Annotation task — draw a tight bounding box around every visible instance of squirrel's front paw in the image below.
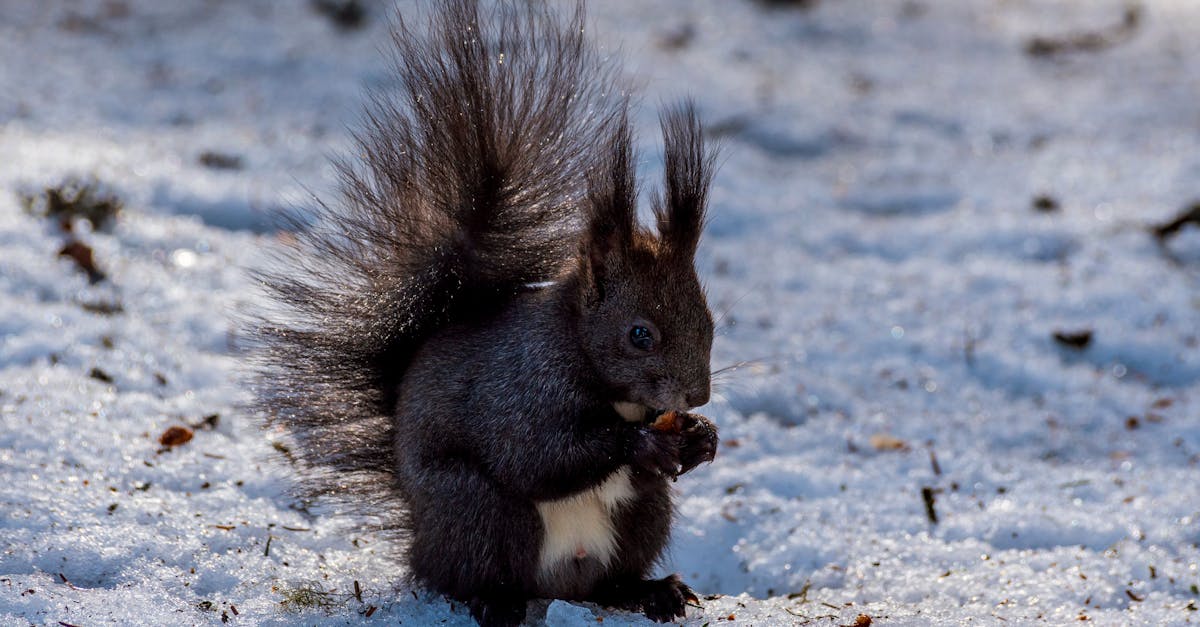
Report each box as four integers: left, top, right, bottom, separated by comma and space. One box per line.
629, 426, 682, 479
677, 413, 719, 476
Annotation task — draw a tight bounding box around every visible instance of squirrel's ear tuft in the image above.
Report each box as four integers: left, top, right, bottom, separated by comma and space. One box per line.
582, 112, 637, 295
654, 101, 716, 258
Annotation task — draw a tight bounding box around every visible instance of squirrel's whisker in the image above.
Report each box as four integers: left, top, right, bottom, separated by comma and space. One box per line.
712, 282, 761, 333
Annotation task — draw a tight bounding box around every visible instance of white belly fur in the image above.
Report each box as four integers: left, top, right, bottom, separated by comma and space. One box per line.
536, 465, 636, 576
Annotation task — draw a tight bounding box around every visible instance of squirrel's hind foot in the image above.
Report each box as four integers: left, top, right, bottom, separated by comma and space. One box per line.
591, 573, 699, 623
640, 574, 699, 623
467, 594, 527, 627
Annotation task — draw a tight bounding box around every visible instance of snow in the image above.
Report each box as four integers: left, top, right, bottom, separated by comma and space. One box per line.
2, 0, 1199, 625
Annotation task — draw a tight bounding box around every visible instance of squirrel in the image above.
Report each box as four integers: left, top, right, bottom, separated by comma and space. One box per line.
252, 1, 719, 625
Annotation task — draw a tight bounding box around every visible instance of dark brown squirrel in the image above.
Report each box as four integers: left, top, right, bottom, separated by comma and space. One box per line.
251, 1, 719, 625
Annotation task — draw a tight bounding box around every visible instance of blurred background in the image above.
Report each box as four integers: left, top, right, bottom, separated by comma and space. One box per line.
2, 1, 1199, 624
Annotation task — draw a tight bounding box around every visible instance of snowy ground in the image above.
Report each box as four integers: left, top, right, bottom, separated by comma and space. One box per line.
3, 0, 1200, 625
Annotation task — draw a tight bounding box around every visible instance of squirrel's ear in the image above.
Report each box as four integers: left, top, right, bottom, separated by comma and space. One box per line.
582, 113, 637, 296
653, 101, 716, 259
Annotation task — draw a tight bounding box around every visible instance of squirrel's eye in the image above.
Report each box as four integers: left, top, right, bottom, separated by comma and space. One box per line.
629, 325, 654, 351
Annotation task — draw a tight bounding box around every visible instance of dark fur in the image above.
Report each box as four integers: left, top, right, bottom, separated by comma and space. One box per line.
252, 1, 718, 625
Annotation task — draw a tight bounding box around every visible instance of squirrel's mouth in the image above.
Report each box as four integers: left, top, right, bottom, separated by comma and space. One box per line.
613, 401, 666, 424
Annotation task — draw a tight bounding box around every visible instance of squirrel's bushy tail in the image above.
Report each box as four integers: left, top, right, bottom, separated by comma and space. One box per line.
252, 0, 625, 524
